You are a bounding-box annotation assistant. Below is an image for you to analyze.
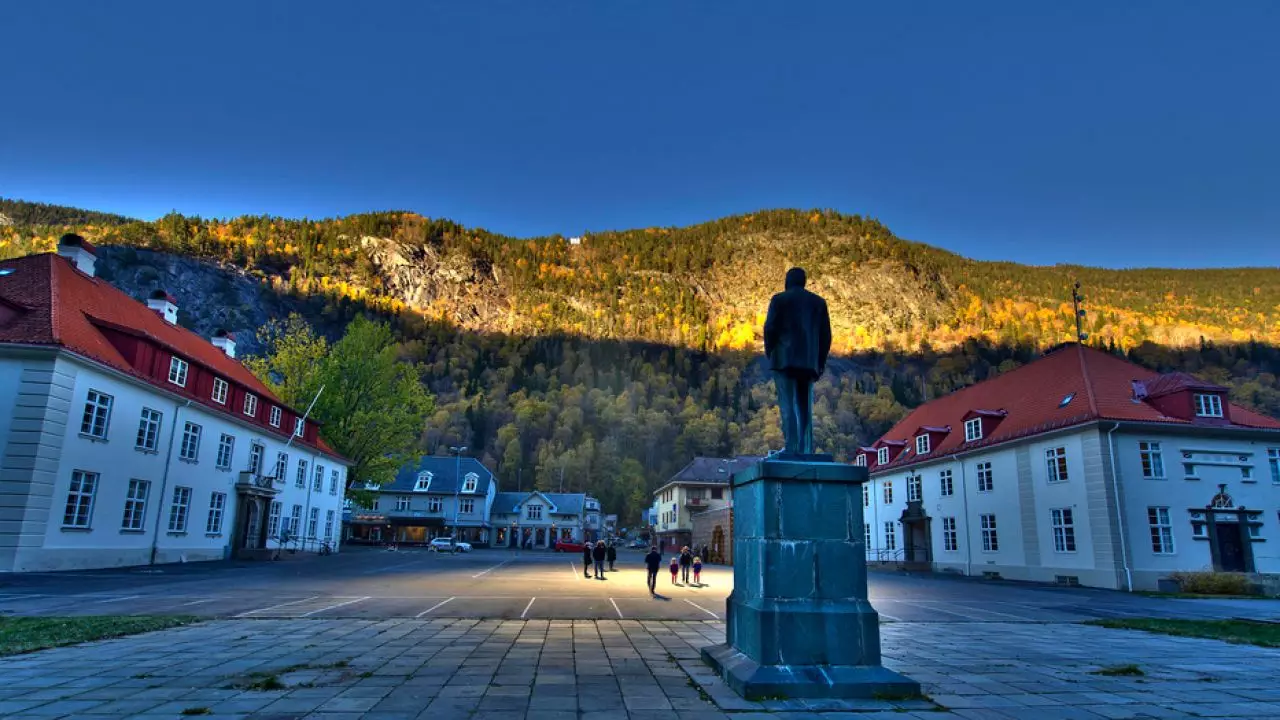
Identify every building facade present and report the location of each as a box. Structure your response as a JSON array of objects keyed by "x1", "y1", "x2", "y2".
[
  {"x1": 861, "y1": 344, "x2": 1280, "y2": 591},
  {"x1": 490, "y1": 491, "x2": 600, "y2": 549},
  {"x1": 650, "y1": 456, "x2": 760, "y2": 552},
  {"x1": 343, "y1": 456, "x2": 497, "y2": 546},
  {"x1": 0, "y1": 241, "x2": 349, "y2": 572}
]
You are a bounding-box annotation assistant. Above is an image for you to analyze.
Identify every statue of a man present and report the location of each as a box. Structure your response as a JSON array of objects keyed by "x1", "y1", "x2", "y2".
[{"x1": 763, "y1": 267, "x2": 832, "y2": 456}]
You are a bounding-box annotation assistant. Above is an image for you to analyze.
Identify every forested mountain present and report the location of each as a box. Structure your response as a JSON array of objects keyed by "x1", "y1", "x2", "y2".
[
  {"x1": 3, "y1": 201, "x2": 1278, "y2": 521},
  {"x1": 0, "y1": 197, "x2": 135, "y2": 227}
]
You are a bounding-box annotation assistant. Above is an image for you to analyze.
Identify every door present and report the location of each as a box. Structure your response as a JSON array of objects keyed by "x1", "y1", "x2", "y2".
[
  {"x1": 1216, "y1": 523, "x2": 1246, "y2": 572},
  {"x1": 241, "y1": 499, "x2": 261, "y2": 549},
  {"x1": 535, "y1": 528, "x2": 546, "y2": 547}
]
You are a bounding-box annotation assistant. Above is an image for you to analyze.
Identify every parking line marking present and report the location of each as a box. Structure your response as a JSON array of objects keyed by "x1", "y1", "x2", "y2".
[
  {"x1": 235, "y1": 596, "x2": 320, "y2": 618},
  {"x1": 472, "y1": 559, "x2": 513, "y2": 579},
  {"x1": 302, "y1": 596, "x2": 369, "y2": 616},
  {"x1": 875, "y1": 608, "x2": 904, "y2": 622},
  {"x1": 684, "y1": 599, "x2": 719, "y2": 620},
  {"x1": 521, "y1": 597, "x2": 536, "y2": 618},
  {"x1": 610, "y1": 598, "x2": 624, "y2": 619},
  {"x1": 180, "y1": 598, "x2": 217, "y2": 606},
  {"x1": 92, "y1": 595, "x2": 142, "y2": 604},
  {"x1": 416, "y1": 597, "x2": 455, "y2": 618},
  {"x1": 571, "y1": 561, "x2": 580, "y2": 579}
]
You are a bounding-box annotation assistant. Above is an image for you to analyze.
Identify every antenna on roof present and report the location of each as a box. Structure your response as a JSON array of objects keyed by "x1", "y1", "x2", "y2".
[{"x1": 1071, "y1": 281, "x2": 1088, "y2": 344}]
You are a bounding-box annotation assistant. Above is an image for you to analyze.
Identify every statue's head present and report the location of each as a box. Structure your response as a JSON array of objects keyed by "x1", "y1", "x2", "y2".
[{"x1": 785, "y1": 267, "x2": 807, "y2": 289}]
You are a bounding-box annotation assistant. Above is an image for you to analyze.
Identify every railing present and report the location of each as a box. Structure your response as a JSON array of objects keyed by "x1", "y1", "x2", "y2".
[
  {"x1": 685, "y1": 497, "x2": 709, "y2": 508},
  {"x1": 237, "y1": 471, "x2": 274, "y2": 490}
]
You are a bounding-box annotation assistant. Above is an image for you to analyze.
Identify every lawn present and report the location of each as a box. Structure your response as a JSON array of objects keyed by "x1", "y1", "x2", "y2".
[
  {"x1": 0, "y1": 616, "x2": 197, "y2": 657},
  {"x1": 1086, "y1": 618, "x2": 1280, "y2": 648}
]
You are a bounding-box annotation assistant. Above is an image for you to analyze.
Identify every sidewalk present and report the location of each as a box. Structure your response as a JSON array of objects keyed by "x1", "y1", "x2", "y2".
[{"x1": 0, "y1": 618, "x2": 1278, "y2": 719}]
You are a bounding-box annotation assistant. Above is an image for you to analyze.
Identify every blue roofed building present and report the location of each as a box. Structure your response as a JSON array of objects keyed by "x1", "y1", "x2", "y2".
[
  {"x1": 344, "y1": 456, "x2": 497, "y2": 547},
  {"x1": 489, "y1": 491, "x2": 603, "y2": 549}
]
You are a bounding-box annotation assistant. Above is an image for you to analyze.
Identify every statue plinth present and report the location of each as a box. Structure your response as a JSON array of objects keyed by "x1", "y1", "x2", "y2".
[{"x1": 700, "y1": 458, "x2": 919, "y2": 700}]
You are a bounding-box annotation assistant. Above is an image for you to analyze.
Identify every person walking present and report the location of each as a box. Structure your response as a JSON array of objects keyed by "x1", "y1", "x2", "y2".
[
  {"x1": 606, "y1": 541, "x2": 617, "y2": 572},
  {"x1": 592, "y1": 540, "x2": 607, "y2": 579},
  {"x1": 582, "y1": 542, "x2": 593, "y2": 579},
  {"x1": 679, "y1": 546, "x2": 693, "y2": 585},
  {"x1": 693, "y1": 555, "x2": 703, "y2": 585},
  {"x1": 669, "y1": 555, "x2": 680, "y2": 585},
  {"x1": 644, "y1": 546, "x2": 662, "y2": 596}
]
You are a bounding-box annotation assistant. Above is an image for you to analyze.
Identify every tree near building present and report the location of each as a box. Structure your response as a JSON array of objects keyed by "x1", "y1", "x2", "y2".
[{"x1": 246, "y1": 313, "x2": 434, "y2": 508}]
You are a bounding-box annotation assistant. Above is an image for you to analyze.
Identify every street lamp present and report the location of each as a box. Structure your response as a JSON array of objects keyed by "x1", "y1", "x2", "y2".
[{"x1": 449, "y1": 446, "x2": 467, "y2": 547}]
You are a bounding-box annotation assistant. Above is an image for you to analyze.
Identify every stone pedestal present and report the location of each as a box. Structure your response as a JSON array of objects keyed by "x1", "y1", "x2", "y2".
[{"x1": 700, "y1": 458, "x2": 919, "y2": 700}]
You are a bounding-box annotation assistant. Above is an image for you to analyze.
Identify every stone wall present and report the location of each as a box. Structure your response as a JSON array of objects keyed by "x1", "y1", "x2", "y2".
[{"x1": 691, "y1": 506, "x2": 733, "y2": 565}]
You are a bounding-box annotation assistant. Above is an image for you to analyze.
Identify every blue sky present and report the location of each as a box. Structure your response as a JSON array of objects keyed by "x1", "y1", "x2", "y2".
[{"x1": 2, "y1": 2, "x2": 1277, "y2": 268}]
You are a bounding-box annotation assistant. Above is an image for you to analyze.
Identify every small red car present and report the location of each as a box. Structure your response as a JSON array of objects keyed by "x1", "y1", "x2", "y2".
[{"x1": 554, "y1": 539, "x2": 586, "y2": 553}]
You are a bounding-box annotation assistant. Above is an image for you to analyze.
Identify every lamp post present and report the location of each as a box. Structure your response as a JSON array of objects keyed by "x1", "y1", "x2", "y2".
[{"x1": 449, "y1": 446, "x2": 467, "y2": 547}]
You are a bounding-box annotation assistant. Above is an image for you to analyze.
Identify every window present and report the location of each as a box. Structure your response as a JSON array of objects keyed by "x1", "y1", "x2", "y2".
[
  {"x1": 168, "y1": 486, "x2": 192, "y2": 532},
  {"x1": 395, "y1": 496, "x2": 411, "y2": 511},
  {"x1": 883, "y1": 522, "x2": 897, "y2": 551},
  {"x1": 81, "y1": 390, "x2": 113, "y2": 439},
  {"x1": 883, "y1": 481, "x2": 893, "y2": 504},
  {"x1": 272, "y1": 452, "x2": 289, "y2": 481},
  {"x1": 293, "y1": 417, "x2": 304, "y2": 437},
  {"x1": 1270, "y1": 449, "x2": 1280, "y2": 484},
  {"x1": 1242, "y1": 466, "x2": 1254, "y2": 481},
  {"x1": 168, "y1": 357, "x2": 189, "y2": 387},
  {"x1": 121, "y1": 479, "x2": 149, "y2": 531},
  {"x1": 215, "y1": 434, "x2": 235, "y2": 470},
  {"x1": 1139, "y1": 442, "x2": 1165, "y2": 479},
  {"x1": 915, "y1": 435, "x2": 930, "y2": 455},
  {"x1": 1051, "y1": 508, "x2": 1076, "y2": 553},
  {"x1": 414, "y1": 472, "x2": 432, "y2": 492},
  {"x1": 179, "y1": 422, "x2": 202, "y2": 462},
  {"x1": 308, "y1": 508, "x2": 319, "y2": 537},
  {"x1": 243, "y1": 393, "x2": 258, "y2": 417},
  {"x1": 942, "y1": 517, "x2": 958, "y2": 551},
  {"x1": 1058, "y1": 393, "x2": 1075, "y2": 408},
  {"x1": 863, "y1": 483, "x2": 869, "y2": 507},
  {"x1": 907, "y1": 475, "x2": 922, "y2": 502},
  {"x1": 269, "y1": 406, "x2": 282, "y2": 427},
  {"x1": 711, "y1": 488, "x2": 723, "y2": 500},
  {"x1": 462, "y1": 473, "x2": 478, "y2": 493},
  {"x1": 460, "y1": 498, "x2": 475, "y2": 514},
  {"x1": 211, "y1": 377, "x2": 228, "y2": 405},
  {"x1": 206, "y1": 492, "x2": 226, "y2": 534},
  {"x1": 267, "y1": 501, "x2": 282, "y2": 539},
  {"x1": 324, "y1": 510, "x2": 335, "y2": 541},
  {"x1": 527, "y1": 504, "x2": 543, "y2": 520},
  {"x1": 964, "y1": 417, "x2": 983, "y2": 442},
  {"x1": 980, "y1": 514, "x2": 998, "y2": 552},
  {"x1": 290, "y1": 504, "x2": 303, "y2": 536},
  {"x1": 864, "y1": 522, "x2": 871, "y2": 549},
  {"x1": 877, "y1": 447, "x2": 889, "y2": 465},
  {"x1": 428, "y1": 497, "x2": 442, "y2": 513},
  {"x1": 330, "y1": 469, "x2": 339, "y2": 495},
  {"x1": 1045, "y1": 447, "x2": 1068, "y2": 482},
  {"x1": 939, "y1": 469, "x2": 954, "y2": 497},
  {"x1": 1148, "y1": 507, "x2": 1174, "y2": 554},
  {"x1": 63, "y1": 470, "x2": 98, "y2": 528},
  {"x1": 135, "y1": 407, "x2": 162, "y2": 451},
  {"x1": 854, "y1": 454, "x2": 866, "y2": 467},
  {"x1": 248, "y1": 442, "x2": 264, "y2": 474},
  {"x1": 313, "y1": 464, "x2": 324, "y2": 492},
  {"x1": 976, "y1": 462, "x2": 993, "y2": 492},
  {"x1": 295, "y1": 459, "x2": 308, "y2": 488},
  {"x1": 1194, "y1": 393, "x2": 1223, "y2": 418}
]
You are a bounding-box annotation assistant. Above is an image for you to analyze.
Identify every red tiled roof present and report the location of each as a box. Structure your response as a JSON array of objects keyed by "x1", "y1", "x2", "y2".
[
  {"x1": 1140, "y1": 372, "x2": 1227, "y2": 399},
  {"x1": 0, "y1": 253, "x2": 343, "y2": 460},
  {"x1": 871, "y1": 344, "x2": 1280, "y2": 474}
]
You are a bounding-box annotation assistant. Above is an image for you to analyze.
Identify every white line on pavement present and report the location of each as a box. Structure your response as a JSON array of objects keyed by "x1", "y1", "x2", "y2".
[
  {"x1": 684, "y1": 599, "x2": 719, "y2": 620},
  {"x1": 415, "y1": 597, "x2": 456, "y2": 618},
  {"x1": 570, "y1": 561, "x2": 580, "y2": 579},
  {"x1": 610, "y1": 598, "x2": 624, "y2": 619},
  {"x1": 521, "y1": 597, "x2": 536, "y2": 618},
  {"x1": 92, "y1": 595, "x2": 142, "y2": 604},
  {"x1": 875, "y1": 608, "x2": 905, "y2": 622},
  {"x1": 302, "y1": 596, "x2": 370, "y2": 617},
  {"x1": 472, "y1": 559, "x2": 514, "y2": 579},
  {"x1": 180, "y1": 598, "x2": 217, "y2": 606},
  {"x1": 234, "y1": 596, "x2": 320, "y2": 618}
]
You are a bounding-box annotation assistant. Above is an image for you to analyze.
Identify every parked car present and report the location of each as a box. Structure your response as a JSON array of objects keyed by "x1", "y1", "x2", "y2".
[
  {"x1": 628, "y1": 539, "x2": 648, "y2": 549},
  {"x1": 554, "y1": 539, "x2": 586, "y2": 553},
  {"x1": 429, "y1": 537, "x2": 472, "y2": 553}
]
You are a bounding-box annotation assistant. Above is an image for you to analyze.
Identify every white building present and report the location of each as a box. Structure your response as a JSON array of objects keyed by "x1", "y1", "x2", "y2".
[
  {"x1": 650, "y1": 456, "x2": 760, "y2": 551},
  {"x1": 860, "y1": 343, "x2": 1280, "y2": 591},
  {"x1": 489, "y1": 491, "x2": 601, "y2": 549},
  {"x1": 343, "y1": 456, "x2": 497, "y2": 546},
  {"x1": 0, "y1": 237, "x2": 349, "y2": 572}
]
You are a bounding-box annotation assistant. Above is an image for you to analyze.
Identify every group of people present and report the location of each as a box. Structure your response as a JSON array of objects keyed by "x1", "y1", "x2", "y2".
[
  {"x1": 643, "y1": 545, "x2": 703, "y2": 595},
  {"x1": 582, "y1": 540, "x2": 617, "y2": 579}
]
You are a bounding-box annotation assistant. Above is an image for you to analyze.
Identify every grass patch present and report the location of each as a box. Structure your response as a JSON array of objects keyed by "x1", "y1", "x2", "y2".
[
  {"x1": 244, "y1": 674, "x2": 286, "y2": 691},
  {"x1": 0, "y1": 616, "x2": 197, "y2": 657},
  {"x1": 1089, "y1": 663, "x2": 1145, "y2": 677},
  {"x1": 180, "y1": 708, "x2": 212, "y2": 716},
  {"x1": 1086, "y1": 618, "x2": 1280, "y2": 648}
]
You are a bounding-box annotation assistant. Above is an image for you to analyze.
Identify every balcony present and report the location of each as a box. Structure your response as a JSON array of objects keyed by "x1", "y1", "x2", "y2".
[{"x1": 684, "y1": 497, "x2": 710, "y2": 509}]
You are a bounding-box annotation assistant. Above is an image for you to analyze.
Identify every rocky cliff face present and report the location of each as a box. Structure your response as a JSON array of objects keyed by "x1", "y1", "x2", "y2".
[{"x1": 359, "y1": 234, "x2": 512, "y2": 330}]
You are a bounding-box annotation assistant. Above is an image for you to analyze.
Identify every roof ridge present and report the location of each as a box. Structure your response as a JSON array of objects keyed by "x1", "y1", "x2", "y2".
[
  {"x1": 47, "y1": 255, "x2": 62, "y2": 344},
  {"x1": 1076, "y1": 343, "x2": 1100, "y2": 418}
]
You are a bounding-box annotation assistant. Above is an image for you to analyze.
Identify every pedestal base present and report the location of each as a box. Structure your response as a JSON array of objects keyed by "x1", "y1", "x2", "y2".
[{"x1": 701, "y1": 643, "x2": 920, "y2": 700}]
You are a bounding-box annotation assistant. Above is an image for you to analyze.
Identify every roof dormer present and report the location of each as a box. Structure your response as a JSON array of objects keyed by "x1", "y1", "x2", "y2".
[
  {"x1": 1138, "y1": 373, "x2": 1231, "y2": 423},
  {"x1": 912, "y1": 425, "x2": 950, "y2": 455},
  {"x1": 874, "y1": 439, "x2": 906, "y2": 467},
  {"x1": 961, "y1": 409, "x2": 1007, "y2": 443}
]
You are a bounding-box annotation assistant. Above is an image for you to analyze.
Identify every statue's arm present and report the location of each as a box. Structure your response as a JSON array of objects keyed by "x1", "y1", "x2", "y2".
[
  {"x1": 818, "y1": 299, "x2": 832, "y2": 374},
  {"x1": 763, "y1": 296, "x2": 779, "y2": 357}
]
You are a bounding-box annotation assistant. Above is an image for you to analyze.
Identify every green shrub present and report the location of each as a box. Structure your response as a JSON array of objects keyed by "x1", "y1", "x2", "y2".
[{"x1": 1169, "y1": 571, "x2": 1256, "y2": 596}]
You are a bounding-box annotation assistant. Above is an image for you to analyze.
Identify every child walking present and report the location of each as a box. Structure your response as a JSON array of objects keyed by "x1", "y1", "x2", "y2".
[
  {"x1": 669, "y1": 555, "x2": 680, "y2": 585},
  {"x1": 692, "y1": 556, "x2": 702, "y2": 585}
]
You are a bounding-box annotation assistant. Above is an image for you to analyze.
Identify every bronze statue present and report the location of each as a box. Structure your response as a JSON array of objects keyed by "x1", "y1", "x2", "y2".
[{"x1": 763, "y1": 267, "x2": 832, "y2": 456}]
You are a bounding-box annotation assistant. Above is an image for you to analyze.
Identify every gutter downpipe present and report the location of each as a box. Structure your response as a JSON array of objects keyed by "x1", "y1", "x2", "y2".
[
  {"x1": 1107, "y1": 422, "x2": 1133, "y2": 592},
  {"x1": 955, "y1": 450, "x2": 974, "y2": 578},
  {"x1": 150, "y1": 399, "x2": 192, "y2": 566}
]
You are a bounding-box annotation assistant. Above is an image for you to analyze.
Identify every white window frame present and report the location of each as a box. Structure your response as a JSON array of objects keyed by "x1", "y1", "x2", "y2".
[
  {"x1": 330, "y1": 469, "x2": 340, "y2": 495},
  {"x1": 63, "y1": 470, "x2": 98, "y2": 528},
  {"x1": 460, "y1": 498, "x2": 475, "y2": 514},
  {"x1": 915, "y1": 435, "x2": 930, "y2": 455},
  {"x1": 854, "y1": 454, "x2": 866, "y2": 467},
  {"x1": 414, "y1": 472, "x2": 432, "y2": 492},
  {"x1": 395, "y1": 496, "x2": 411, "y2": 511},
  {"x1": 1139, "y1": 441, "x2": 1165, "y2": 479},
  {"x1": 121, "y1": 479, "x2": 149, "y2": 531},
  {"x1": 168, "y1": 486, "x2": 192, "y2": 533},
  {"x1": 980, "y1": 514, "x2": 998, "y2": 552},
  {"x1": 308, "y1": 507, "x2": 319, "y2": 537},
  {"x1": 462, "y1": 473, "x2": 478, "y2": 493},
  {"x1": 1269, "y1": 448, "x2": 1280, "y2": 484},
  {"x1": 883, "y1": 522, "x2": 897, "y2": 551},
  {"x1": 1051, "y1": 508, "x2": 1076, "y2": 553},
  {"x1": 324, "y1": 510, "x2": 335, "y2": 541},
  {"x1": 976, "y1": 462, "x2": 993, "y2": 492},
  {"x1": 883, "y1": 481, "x2": 893, "y2": 504},
  {"x1": 135, "y1": 407, "x2": 162, "y2": 451},
  {"x1": 248, "y1": 441, "x2": 264, "y2": 474},
  {"x1": 267, "y1": 500, "x2": 282, "y2": 539},
  {"x1": 942, "y1": 517, "x2": 958, "y2": 552},
  {"x1": 527, "y1": 504, "x2": 543, "y2": 521},
  {"x1": 179, "y1": 422, "x2": 202, "y2": 462},
  {"x1": 1242, "y1": 466, "x2": 1254, "y2": 481},
  {"x1": 964, "y1": 417, "x2": 983, "y2": 442},
  {"x1": 81, "y1": 390, "x2": 113, "y2": 439},
  {"x1": 313, "y1": 463, "x2": 324, "y2": 492},
  {"x1": 206, "y1": 492, "x2": 226, "y2": 534},
  {"x1": 939, "y1": 469, "x2": 954, "y2": 497},
  {"x1": 907, "y1": 474, "x2": 922, "y2": 503},
  {"x1": 862, "y1": 483, "x2": 869, "y2": 507},
  {"x1": 864, "y1": 522, "x2": 871, "y2": 550},
  {"x1": 1148, "y1": 507, "x2": 1174, "y2": 554},
  {"x1": 275, "y1": 452, "x2": 289, "y2": 482},
  {"x1": 428, "y1": 497, "x2": 443, "y2": 513},
  {"x1": 168, "y1": 357, "x2": 189, "y2": 387},
  {"x1": 877, "y1": 447, "x2": 889, "y2": 465},
  {"x1": 289, "y1": 504, "x2": 302, "y2": 536},
  {"x1": 243, "y1": 393, "x2": 258, "y2": 417},
  {"x1": 295, "y1": 458, "x2": 308, "y2": 488},
  {"x1": 1194, "y1": 393, "x2": 1223, "y2": 418},
  {"x1": 216, "y1": 433, "x2": 235, "y2": 470},
  {"x1": 293, "y1": 417, "x2": 304, "y2": 437},
  {"x1": 269, "y1": 406, "x2": 282, "y2": 428},
  {"x1": 1046, "y1": 447, "x2": 1069, "y2": 483}
]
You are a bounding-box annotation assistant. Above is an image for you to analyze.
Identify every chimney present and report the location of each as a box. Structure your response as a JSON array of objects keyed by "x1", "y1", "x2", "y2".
[
  {"x1": 146, "y1": 289, "x2": 178, "y2": 325},
  {"x1": 56, "y1": 233, "x2": 97, "y2": 276},
  {"x1": 211, "y1": 329, "x2": 237, "y2": 358}
]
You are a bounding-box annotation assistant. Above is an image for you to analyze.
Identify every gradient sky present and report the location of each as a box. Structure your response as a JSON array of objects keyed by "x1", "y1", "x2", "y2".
[{"x1": 2, "y1": 2, "x2": 1277, "y2": 268}]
